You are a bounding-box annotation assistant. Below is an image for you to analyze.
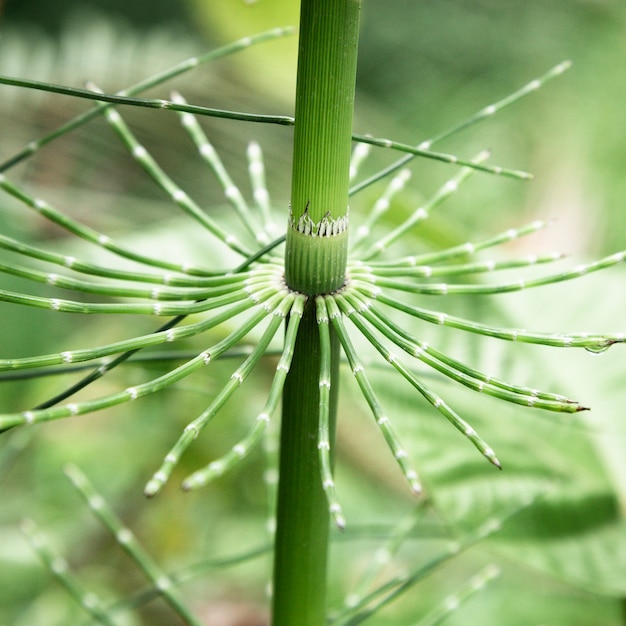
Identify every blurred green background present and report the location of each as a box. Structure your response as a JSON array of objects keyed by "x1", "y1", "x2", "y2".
[{"x1": 1, "y1": 1, "x2": 625, "y2": 624}]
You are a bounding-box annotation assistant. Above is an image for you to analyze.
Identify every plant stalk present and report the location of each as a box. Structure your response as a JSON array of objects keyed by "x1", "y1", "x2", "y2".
[
  {"x1": 284, "y1": 0, "x2": 361, "y2": 296},
  {"x1": 272, "y1": 301, "x2": 341, "y2": 625},
  {"x1": 272, "y1": 0, "x2": 361, "y2": 624}
]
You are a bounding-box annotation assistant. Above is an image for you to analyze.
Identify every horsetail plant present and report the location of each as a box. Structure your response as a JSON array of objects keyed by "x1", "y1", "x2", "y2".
[{"x1": 1, "y1": 1, "x2": 625, "y2": 623}]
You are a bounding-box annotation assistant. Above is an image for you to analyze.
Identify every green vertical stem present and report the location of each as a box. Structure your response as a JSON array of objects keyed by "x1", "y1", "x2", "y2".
[
  {"x1": 273, "y1": 0, "x2": 361, "y2": 624},
  {"x1": 285, "y1": 0, "x2": 361, "y2": 295},
  {"x1": 272, "y1": 301, "x2": 341, "y2": 625}
]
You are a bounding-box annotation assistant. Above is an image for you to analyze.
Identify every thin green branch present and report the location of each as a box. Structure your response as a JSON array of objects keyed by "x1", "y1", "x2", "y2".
[
  {"x1": 0, "y1": 296, "x2": 256, "y2": 372},
  {"x1": 247, "y1": 141, "x2": 276, "y2": 235},
  {"x1": 64, "y1": 465, "x2": 204, "y2": 626},
  {"x1": 348, "y1": 292, "x2": 582, "y2": 408},
  {"x1": 20, "y1": 518, "x2": 118, "y2": 626},
  {"x1": 350, "y1": 142, "x2": 372, "y2": 183},
  {"x1": 363, "y1": 220, "x2": 552, "y2": 267},
  {"x1": 172, "y1": 91, "x2": 267, "y2": 244},
  {"x1": 316, "y1": 297, "x2": 346, "y2": 529},
  {"x1": 0, "y1": 229, "x2": 282, "y2": 287},
  {"x1": 28, "y1": 313, "x2": 191, "y2": 414},
  {"x1": 350, "y1": 169, "x2": 412, "y2": 254},
  {"x1": 365, "y1": 250, "x2": 626, "y2": 297},
  {"x1": 0, "y1": 259, "x2": 251, "y2": 300},
  {"x1": 181, "y1": 294, "x2": 305, "y2": 491},
  {"x1": 0, "y1": 222, "x2": 286, "y2": 424},
  {"x1": 414, "y1": 564, "x2": 500, "y2": 626},
  {"x1": 0, "y1": 265, "x2": 281, "y2": 316},
  {"x1": 77, "y1": 543, "x2": 272, "y2": 622},
  {"x1": 99, "y1": 101, "x2": 254, "y2": 256},
  {"x1": 355, "y1": 287, "x2": 625, "y2": 350},
  {"x1": 0, "y1": 73, "x2": 295, "y2": 126},
  {"x1": 349, "y1": 61, "x2": 571, "y2": 196},
  {"x1": 363, "y1": 252, "x2": 566, "y2": 278},
  {"x1": 0, "y1": 27, "x2": 296, "y2": 172},
  {"x1": 359, "y1": 152, "x2": 490, "y2": 261},
  {"x1": 0, "y1": 292, "x2": 284, "y2": 429},
  {"x1": 0, "y1": 348, "x2": 263, "y2": 382},
  {"x1": 145, "y1": 291, "x2": 295, "y2": 496},
  {"x1": 324, "y1": 296, "x2": 422, "y2": 495},
  {"x1": 426, "y1": 61, "x2": 572, "y2": 146},
  {"x1": 0, "y1": 83, "x2": 531, "y2": 182},
  {"x1": 335, "y1": 294, "x2": 502, "y2": 469},
  {"x1": 341, "y1": 506, "x2": 423, "y2": 614},
  {"x1": 0, "y1": 234, "x2": 225, "y2": 282},
  {"x1": 331, "y1": 502, "x2": 527, "y2": 625},
  {"x1": 352, "y1": 137, "x2": 529, "y2": 180},
  {"x1": 0, "y1": 174, "x2": 214, "y2": 275}
]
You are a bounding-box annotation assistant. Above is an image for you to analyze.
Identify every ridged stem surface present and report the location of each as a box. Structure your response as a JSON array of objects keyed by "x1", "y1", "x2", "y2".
[
  {"x1": 272, "y1": 1, "x2": 361, "y2": 624},
  {"x1": 284, "y1": 0, "x2": 360, "y2": 295}
]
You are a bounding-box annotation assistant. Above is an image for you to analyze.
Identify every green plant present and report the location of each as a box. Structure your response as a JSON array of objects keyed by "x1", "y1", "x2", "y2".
[{"x1": 1, "y1": 2, "x2": 625, "y2": 625}]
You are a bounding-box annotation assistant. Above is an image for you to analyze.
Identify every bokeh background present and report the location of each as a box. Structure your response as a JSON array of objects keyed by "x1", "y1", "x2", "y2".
[{"x1": 1, "y1": 1, "x2": 625, "y2": 624}]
